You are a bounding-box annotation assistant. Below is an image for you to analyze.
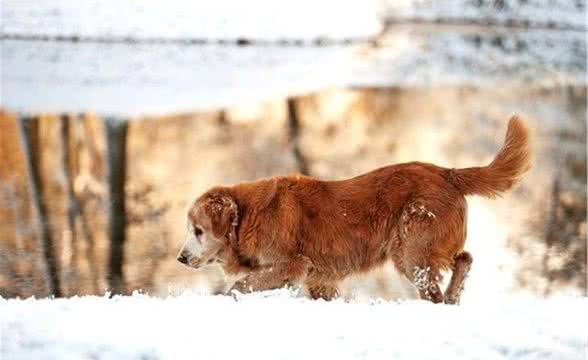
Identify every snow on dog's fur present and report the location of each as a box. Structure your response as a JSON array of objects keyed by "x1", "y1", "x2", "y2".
[{"x1": 178, "y1": 116, "x2": 531, "y2": 303}]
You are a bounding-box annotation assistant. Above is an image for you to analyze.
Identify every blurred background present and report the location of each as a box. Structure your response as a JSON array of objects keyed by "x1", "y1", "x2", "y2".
[{"x1": 0, "y1": 0, "x2": 586, "y2": 301}]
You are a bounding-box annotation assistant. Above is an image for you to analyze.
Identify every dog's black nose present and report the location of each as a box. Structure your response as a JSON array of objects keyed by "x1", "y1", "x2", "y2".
[{"x1": 177, "y1": 253, "x2": 189, "y2": 265}]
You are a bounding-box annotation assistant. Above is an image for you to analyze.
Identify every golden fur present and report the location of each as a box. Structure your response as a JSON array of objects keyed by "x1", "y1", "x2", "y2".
[{"x1": 180, "y1": 116, "x2": 531, "y2": 303}]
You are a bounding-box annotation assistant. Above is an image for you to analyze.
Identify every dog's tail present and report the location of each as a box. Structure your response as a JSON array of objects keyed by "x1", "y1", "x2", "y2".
[{"x1": 447, "y1": 115, "x2": 531, "y2": 198}]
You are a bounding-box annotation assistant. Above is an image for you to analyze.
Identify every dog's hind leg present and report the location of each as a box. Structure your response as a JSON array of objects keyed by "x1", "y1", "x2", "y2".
[
  {"x1": 444, "y1": 251, "x2": 473, "y2": 305},
  {"x1": 410, "y1": 264, "x2": 444, "y2": 303},
  {"x1": 398, "y1": 201, "x2": 444, "y2": 303},
  {"x1": 397, "y1": 253, "x2": 444, "y2": 303}
]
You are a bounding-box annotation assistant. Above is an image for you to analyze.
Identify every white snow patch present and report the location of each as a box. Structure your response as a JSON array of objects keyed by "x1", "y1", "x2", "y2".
[
  {"x1": 1, "y1": 290, "x2": 586, "y2": 360},
  {"x1": 1, "y1": 0, "x2": 381, "y2": 41}
]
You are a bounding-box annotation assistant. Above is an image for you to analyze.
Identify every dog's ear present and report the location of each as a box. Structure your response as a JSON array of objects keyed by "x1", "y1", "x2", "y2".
[{"x1": 202, "y1": 194, "x2": 239, "y2": 240}]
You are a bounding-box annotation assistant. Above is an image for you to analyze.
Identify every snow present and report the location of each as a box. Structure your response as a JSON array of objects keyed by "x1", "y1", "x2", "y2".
[
  {"x1": 1, "y1": 0, "x2": 585, "y2": 115},
  {"x1": 1, "y1": 0, "x2": 381, "y2": 41},
  {"x1": 0, "y1": 40, "x2": 356, "y2": 116},
  {"x1": 379, "y1": 0, "x2": 586, "y2": 30},
  {"x1": 2, "y1": 290, "x2": 587, "y2": 360},
  {"x1": 1, "y1": 0, "x2": 380, "y2": 116}
]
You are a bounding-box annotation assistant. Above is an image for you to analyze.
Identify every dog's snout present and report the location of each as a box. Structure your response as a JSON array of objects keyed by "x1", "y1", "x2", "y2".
[{"x1": 177, "y1": 252, "x2": 189, "y2": 265}]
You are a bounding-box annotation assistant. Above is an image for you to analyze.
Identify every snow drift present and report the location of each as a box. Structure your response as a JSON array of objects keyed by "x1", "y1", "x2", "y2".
[{"x1": 1, "y1": 290, "x2": 586, "y2": 360}]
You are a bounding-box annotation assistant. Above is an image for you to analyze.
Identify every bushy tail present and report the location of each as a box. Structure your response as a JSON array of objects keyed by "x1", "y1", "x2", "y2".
[{"x1": 447, "y1": 115, "x2": 531, "y2": 198}]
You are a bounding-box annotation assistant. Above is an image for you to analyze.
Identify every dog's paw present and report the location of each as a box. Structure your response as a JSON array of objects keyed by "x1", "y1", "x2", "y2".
[
  {"x1": 228, "y1": 279, "x2": 251, "y2": 295},
  {"x1": 227, "y1": 289, "x2": 243, "y2": 302}
]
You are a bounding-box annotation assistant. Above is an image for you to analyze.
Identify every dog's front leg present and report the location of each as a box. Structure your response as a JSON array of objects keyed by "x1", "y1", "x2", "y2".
[{"x1": 229, "y1": 256, "x2": 311, "y2": 294}]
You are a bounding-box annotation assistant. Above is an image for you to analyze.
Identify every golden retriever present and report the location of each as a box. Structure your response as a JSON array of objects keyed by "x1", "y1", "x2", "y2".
[{"x1": 177, "y1": 116, "x2": 530, "y2": 303}]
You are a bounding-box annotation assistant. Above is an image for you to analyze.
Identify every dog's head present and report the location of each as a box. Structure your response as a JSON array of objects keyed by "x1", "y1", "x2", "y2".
[{"x1": 177, "y1": 187, "x2": 238, "y2": 270}]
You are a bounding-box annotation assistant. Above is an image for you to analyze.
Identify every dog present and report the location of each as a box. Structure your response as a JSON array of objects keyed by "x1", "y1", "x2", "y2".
[{"x1": 177, "y1": 116, "x2": 530, "y2": 303}]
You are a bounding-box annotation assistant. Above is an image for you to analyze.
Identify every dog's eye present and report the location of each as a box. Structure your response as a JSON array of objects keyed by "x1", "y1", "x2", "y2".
[{"x1": 194, "y1": 227, "x2": 203, "y2": 237}]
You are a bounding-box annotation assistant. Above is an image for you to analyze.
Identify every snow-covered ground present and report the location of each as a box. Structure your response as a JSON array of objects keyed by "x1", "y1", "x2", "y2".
[{"x1": 1, "y1": 290, "x2": 586, "y2": 360}]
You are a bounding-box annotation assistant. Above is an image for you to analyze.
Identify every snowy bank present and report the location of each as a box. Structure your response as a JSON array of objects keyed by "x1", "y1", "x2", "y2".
[{"x1": 1, "y1": 290, "x2": 586, "y2": 360}]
